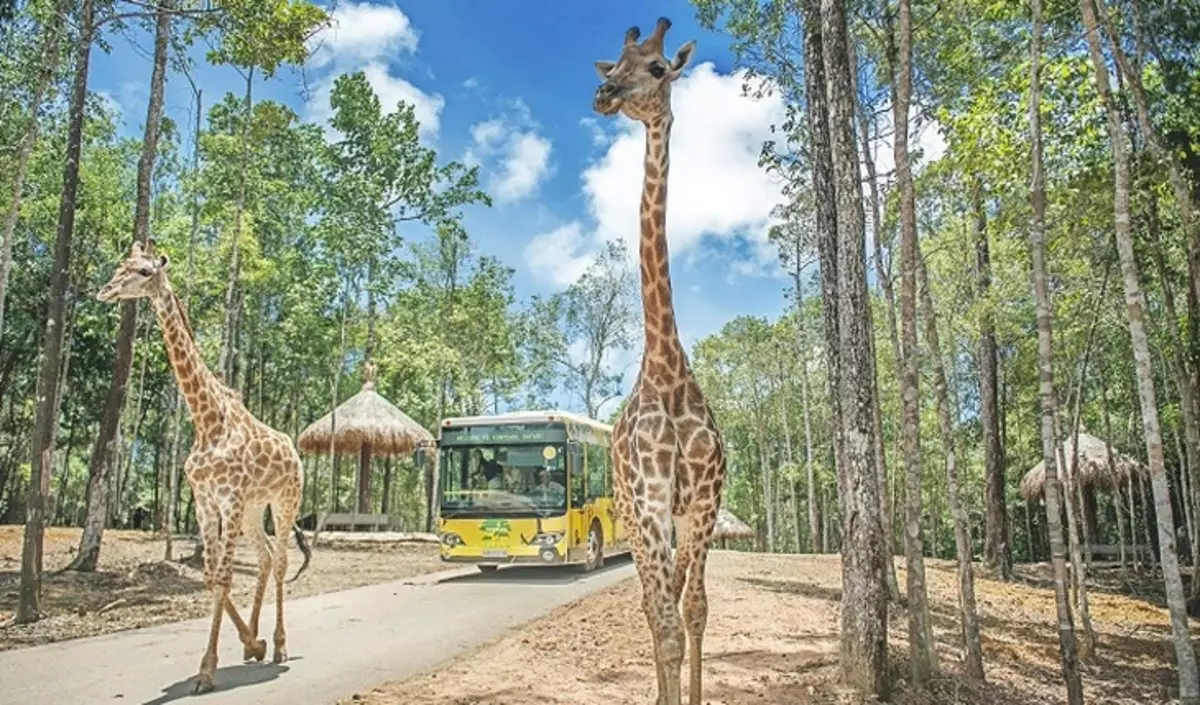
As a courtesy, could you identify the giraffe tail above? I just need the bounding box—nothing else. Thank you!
[287,523,312,583]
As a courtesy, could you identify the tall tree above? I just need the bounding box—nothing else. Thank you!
[1080,0,1200,698]
[917,251,984,681]
[526,240,638,418]
[893,0,934,685]
[974,177,1011,579]
[820,0,889,696]
[1029,0,1083,699]
[17,0,94,623]
[68,0,172,573]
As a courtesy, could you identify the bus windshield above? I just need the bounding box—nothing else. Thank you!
[439,443,568,516]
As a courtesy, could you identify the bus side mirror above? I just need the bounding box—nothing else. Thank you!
[568,441,583,469]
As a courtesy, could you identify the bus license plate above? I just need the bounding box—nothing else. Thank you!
[482,549,506,558]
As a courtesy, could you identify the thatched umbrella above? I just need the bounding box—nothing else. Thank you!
[1019,431,1145,502]
[298,363,433,516]
[713,506,754,541]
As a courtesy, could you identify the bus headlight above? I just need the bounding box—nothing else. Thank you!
[440,532,463,547]
[536,532,563,547]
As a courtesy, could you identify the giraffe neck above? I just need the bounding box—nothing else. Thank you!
[638,114,684,377]
[149,283,229,438]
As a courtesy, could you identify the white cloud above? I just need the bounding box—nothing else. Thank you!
[524,222,591,285]
[464,101,554,205]
[307,1,419,69]
[524,62,789,288]
[304,3,443,140]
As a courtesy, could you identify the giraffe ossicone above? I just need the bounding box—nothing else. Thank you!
[592,17,728,705]
[97,239,312,694]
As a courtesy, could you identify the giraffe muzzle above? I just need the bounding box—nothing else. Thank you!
[593,83,624,115]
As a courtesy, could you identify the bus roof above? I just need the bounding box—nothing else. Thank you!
[439,409,613,433]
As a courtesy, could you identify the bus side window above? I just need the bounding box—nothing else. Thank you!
[569,443,586,506]
[586,445,606,499]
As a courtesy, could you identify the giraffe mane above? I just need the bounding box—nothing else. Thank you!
[167,288,242,404]
[170,290,196,342]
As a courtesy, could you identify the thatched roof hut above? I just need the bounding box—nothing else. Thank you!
[1019,431,1145,502]
[298,363,433,514]
[713,507,754,540]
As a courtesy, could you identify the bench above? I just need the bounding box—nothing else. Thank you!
[1090,543,1151,559]
[317,512,391,532]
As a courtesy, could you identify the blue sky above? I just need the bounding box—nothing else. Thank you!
[90,1,934,416]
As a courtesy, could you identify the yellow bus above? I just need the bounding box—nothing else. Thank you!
[434,410,629,572]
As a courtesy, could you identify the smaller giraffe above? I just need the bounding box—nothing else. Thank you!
[593,17,727,705]
[97,240,311,694]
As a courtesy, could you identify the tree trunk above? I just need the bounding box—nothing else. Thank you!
[219,67,253,384]
[917,251,985,681]
[1101,371,1130,577]
[802,0,840,556]
[1029,1,1084,699]
[17,0,95,623]
[0,0,70,343]
[1081,0,1200,698]
[869,326,901,600]
[1063,263,1110,659]
[820,0,889,695]
[316,275,351,545]
[973,178,1011,580]
[796,280,819,553]
[893,0,934,683]
[859,72,902,596]
[68,1,169,572]
[1145,189,1200,591]
[167,84,201,561]
[1094,0,1200,310]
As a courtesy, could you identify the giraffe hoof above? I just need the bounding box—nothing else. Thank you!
[244,639,267,662]
[192,675,214,694]
[272,646,288,664]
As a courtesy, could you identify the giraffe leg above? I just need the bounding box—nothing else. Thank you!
[269,499,298,664]
[193,499,224,694]
[628,472,684,703]
[241,509,272,662]
[678,515,714,705]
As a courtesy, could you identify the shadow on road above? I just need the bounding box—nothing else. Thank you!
[438,553,633,587]
[139,660,296,705]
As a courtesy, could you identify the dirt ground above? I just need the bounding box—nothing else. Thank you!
[343,552,1187,705]
[0,525,443,651]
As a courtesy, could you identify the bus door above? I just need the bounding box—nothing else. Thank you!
[568,441,595,558]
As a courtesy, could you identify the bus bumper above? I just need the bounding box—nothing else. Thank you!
[439,544,566,565]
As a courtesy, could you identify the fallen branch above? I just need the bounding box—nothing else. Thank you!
[96,599,127,615]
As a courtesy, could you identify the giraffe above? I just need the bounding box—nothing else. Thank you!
[592,17,727,705]
[96,240,311,694]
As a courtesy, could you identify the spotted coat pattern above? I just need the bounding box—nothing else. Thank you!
[593,17,728,705]
[96,241,312,694]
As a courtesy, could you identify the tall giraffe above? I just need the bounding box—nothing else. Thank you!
[97,240,311,694]
[593,17,727,705]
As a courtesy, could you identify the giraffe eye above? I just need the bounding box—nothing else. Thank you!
[138,267,152,277]
[648,63,665,78]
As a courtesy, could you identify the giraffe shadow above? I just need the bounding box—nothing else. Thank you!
[140,661,294,705]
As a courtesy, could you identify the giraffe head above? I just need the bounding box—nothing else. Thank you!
[96,240,170,303]
[593,16,695,124]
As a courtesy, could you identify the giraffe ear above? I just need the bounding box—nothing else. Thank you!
[669,40,696,79]
[157,254,169,270]
[595,61,617,80]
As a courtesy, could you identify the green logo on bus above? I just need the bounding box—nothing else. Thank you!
[480,518,511,542]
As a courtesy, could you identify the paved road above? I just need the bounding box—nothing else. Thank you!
[0,558,634,705]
